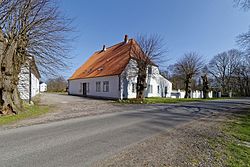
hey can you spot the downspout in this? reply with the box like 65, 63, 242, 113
29, 62, 32, 104
118, 75, 122, 100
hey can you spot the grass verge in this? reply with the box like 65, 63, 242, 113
224, 112, 250, 166
209, 111, 250, 167
118, 97, 224, 104
0, 104, 50, 126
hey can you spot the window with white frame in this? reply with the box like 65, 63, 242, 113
157, 85, 160, 94
148, 85, 153, 93
79, 84, 82, 93
87, 83, 90, 93
132, 83, 136, 93
96, 82, 101, 92
103, 81, 109, 92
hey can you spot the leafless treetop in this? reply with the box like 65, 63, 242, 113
0, 0, 72, 76
136, 34, 167, 66
234, 0, 250, 10
174, 52, 203, 78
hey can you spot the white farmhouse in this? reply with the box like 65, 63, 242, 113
17, 58, 40, 100
68, 35, 172, 99
39, 82, 47, 92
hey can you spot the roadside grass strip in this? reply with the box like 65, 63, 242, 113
225, 112, 250, 167
0, 104, 50, 126
210, 111, 250, 167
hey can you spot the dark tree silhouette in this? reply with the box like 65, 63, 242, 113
134, 34, 167, 99
174, 52, 203, 98
47, 76, 67, 92
234, 0, 250, 10
209, 49, 241, 95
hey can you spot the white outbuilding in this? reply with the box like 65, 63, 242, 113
40, 82, 47, 92
68, 35, 172, 99
17, 58, 40, 101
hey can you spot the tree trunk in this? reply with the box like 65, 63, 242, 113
184, 76, 191, 98
136, 65, 147, 99
246, 79, 250, 96
221, 79, 227, 96
202, 74, 209, 99
0, 38, 23, 115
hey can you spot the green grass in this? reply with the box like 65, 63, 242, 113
227, 114, 250, 142
224, 112, 250, 167
0, 104, 50, 126
118, 97, 223, 104
210, 111, 250, 167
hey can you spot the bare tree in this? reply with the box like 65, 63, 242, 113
133, 34, 167, 99
235, 0, 250, 58
173, 52, 203, 98
234, 0, 250, 10
201, 66, 209, 99
233, 55, 250, 96
0, 0, 72, 115
208, 49, 241, 95
237, 29, 250, 56
47, 76, 67, 92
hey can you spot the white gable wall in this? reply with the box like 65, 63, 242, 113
120, 59, 172, 99
18, 65, 40, 100
68, 75, 120, 99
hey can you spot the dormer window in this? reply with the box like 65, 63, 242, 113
97, 67, 103, 71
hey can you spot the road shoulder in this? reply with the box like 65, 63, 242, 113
92, 111, 248, 167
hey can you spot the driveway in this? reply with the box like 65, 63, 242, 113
3, 93, 178, 128
2, 93, 135, 128
0, 98, 249, 167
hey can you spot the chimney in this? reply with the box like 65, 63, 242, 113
124, 35, 128, 44
102, 45, 106, 51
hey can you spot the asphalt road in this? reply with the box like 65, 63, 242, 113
0, 99, 249, 167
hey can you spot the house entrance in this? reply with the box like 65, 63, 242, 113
82, 83, 87, 96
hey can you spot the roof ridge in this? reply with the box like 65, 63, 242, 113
93, 39, 134, 53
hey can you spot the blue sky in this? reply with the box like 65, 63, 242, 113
58, 0, 250, 79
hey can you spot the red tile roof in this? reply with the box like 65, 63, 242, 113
69, 38, 153, 80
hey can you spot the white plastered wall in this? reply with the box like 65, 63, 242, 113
17, 65, 40, 100
120, 59, 172, 99
68, 75, 120, 99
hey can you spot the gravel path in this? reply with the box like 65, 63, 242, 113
1, 93, 125, 129
2, 93, 250, 131
92, 113, 228, 167
1, 93, 170, 129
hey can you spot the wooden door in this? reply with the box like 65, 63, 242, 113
82, 83, 87, 96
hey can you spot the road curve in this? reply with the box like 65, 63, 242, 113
0, 99, 249, 167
